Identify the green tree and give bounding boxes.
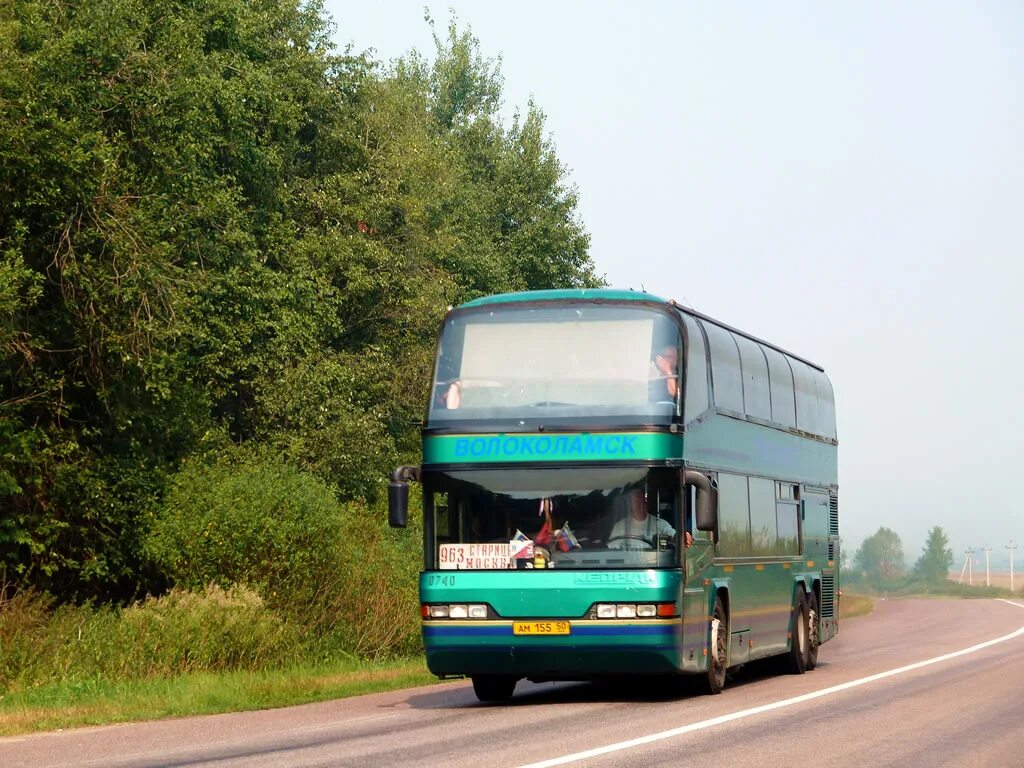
[1,1,598,602]
[853,527,906,584]
[380,15,599,298]
[1,0,371,596]
[913,526,953,584]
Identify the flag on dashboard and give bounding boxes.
[555,523,580,552]
[510,532,534,559]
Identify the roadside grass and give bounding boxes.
[0,657,440,737]
[896,580,1017,599]
[838,579,1019,622]
[840,592,874,619]
[0,571,881,738]
[844,579,1017,601]
[1,593,883,737]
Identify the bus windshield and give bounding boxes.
[427,467,681,570]
[427,303,682,428]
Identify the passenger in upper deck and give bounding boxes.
[650,345,679,401]
[443,380,461,409]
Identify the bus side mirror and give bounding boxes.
[684,470,718,534]
[694,487,717,534]
[388,466,419,529]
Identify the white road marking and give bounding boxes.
[519,605,1024,768]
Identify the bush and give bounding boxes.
[0,585,298,691]
[145,451,424,661]
[113,585,299,676]
[145,451,345,611]
[323,497,423,659]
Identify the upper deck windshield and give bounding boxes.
[427,303,682,429]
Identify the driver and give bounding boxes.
[607,488,676,549]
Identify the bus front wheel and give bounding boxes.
[472,675,517,702]
[703,596,728,694]
[786,587,810,675]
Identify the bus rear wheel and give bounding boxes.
[786,587,810,675]
[703,596,728,694]
[806,589,820,671]
[472,675,517,702]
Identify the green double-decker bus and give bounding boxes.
[388,289,839,701]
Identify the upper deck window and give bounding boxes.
[700,320,744,415]
[763,345,796,428]
[428,303,682,428]
[680,314,709,423]
[792,359,823,436]
[734,334,771,421]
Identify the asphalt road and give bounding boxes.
[3,598,1023,768]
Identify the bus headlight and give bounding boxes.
[591,602,677,619]
[424,604,489,619]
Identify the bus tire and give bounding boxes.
[786,587,809,675]
[472,675,517,702]
[703,596,728,694]
[806,589,820,671]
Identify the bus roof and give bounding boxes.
[458,288,669,308]
[455,289,825,372]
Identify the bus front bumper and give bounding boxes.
[423,619,684,678]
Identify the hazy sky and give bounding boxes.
[327,2,1024,567]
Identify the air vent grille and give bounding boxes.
[828,491,839,537]
[821,573,835,619]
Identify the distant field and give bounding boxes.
[947,571,1021,591]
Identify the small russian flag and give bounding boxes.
[555,523,580,552]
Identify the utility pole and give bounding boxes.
[983,544,991,587]
[959,547,975,585]
[1008,540,1017,592]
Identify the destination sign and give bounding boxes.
[423,432,681,464]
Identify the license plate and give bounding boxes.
[513,621,570,635]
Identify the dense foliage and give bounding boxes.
[0,0,598,606]
[145,451,346,606]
